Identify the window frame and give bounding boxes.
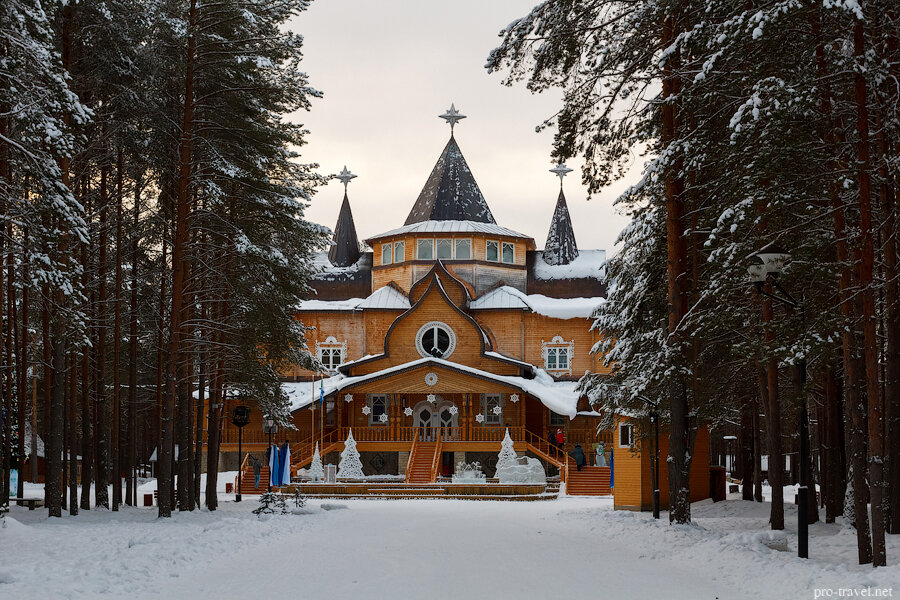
[501,241,515,264]
[317,345,344,374]
[454,238,472,260]
[619,423,634,448]
[486,240,499,262]
[417,238,434,260]
[368,394,388,426]
[435,238,453,260]
[394,240,405,262]
[381,242,393,265]
[549,411,566,427]
[481,393,503,426]
[325,398,336,427]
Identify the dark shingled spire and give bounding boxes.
[543,188,579,265]
[328,192,361,267]
[404,136,495,225]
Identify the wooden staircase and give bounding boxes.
[565,465,611,496]
[237,466,271,494]
[406,442,438,484]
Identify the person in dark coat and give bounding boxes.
[571,444,587,471]
[249,454,262,489]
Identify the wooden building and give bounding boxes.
[225,115,713,504]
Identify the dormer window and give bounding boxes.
[381,243,393,265]
[486,240,499,262]
[542,335,574,376]
[455,239,471,260]
[316,336,347,374]
[436,238,453,260]
[417,238,434,260]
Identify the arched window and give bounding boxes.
[415,322,456,359]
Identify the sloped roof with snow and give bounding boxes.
[286,357,582,417]
[296,297,364,311]
[366,220,532,244]
[405,136,495,225]
[470,285,603,319]
[532,248,606,281]
[357,285,411,310]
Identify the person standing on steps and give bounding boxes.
[571,444,586,472]
[555,428,564,450]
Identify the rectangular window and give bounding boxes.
[318,347,343,373]
[381,243,392,265]
[455,239,471,260]
[394,241,405,262]
[436,238,453,260]
[546,348,558,370]
[486,240,499,262]
[417,238,434,260]
[482,394,502,425]
[545,347,570,371]
[619,423,634,447]
[369,394,388,425]
[502,242,515,264]
[325,399,335,427]
[549,411,566,427]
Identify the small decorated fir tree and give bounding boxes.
[308,443,324,482]
[337,429,365,480]
[495,428,518,473]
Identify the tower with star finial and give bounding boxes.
[328,165,362,267]
[543,162,579,266]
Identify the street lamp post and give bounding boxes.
[231,406,251,502]
[747,242,809,559]
[262,414,278,493]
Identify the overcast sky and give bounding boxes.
[288,0,640,254]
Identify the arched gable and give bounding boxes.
[409,261,470,307]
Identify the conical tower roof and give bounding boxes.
[543,188,578,265]
[328,191,361,267]
[405,136,495,225]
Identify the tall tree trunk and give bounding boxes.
[161,0,197,518]
[68,351,78,515]
[824,366,845,523]
[760,290,784,530]
[740,394,754,501]
[95,165,110,509]
[853,21,886,566]
[661,4,693,525]
[17,229,28,498]
[79,236,92,510]
[112,149,124,510]
[126,179,140,507]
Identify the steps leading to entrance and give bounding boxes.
[406,442,438,484]
[237,466,271,494]
[565,466,611,496]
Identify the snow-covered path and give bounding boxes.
[3,495,898,600]
[167,498,739,600]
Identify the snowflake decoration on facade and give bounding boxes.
[424,372,438,386]
[361,405,371,415]
[426,394,436,404]
[509,394,519,404]
[448,406,458,415]
[379,413,388,423]
[492,405,502,416]
[475,413,484,423]
[404,407,413,417]
[344,393,353,403]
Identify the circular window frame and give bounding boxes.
[415,321,457,359]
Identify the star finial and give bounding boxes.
[335,165,357,192]
[439,103,466,135]
[549,162,573,188]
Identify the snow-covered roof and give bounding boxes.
[311,251,368,276]
[297,286,411,312]
[470,285,603,319]
[296,297,364,311]
[532,248,606,281]
[366,220,532,243]
[357,285,411,310]
[287,357,582,417]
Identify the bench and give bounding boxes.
[9,497,43,510]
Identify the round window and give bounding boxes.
[415,321,456,359]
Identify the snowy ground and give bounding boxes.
[1,486,898,600]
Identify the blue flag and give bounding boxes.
[609,449,614,489]
[319,380,325,404]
